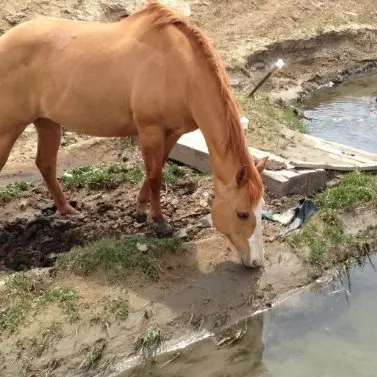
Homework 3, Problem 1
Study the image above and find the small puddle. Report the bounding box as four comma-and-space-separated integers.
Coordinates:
118, 256, 377, 376
299, 72, 377, 153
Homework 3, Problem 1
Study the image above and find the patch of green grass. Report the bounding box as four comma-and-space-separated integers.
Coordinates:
317, 170, 377, 209
290, 171, 377, 270
163, 163, 184, 186
283, 106, 307, 133
57, 235, 182, 282
90, 296, 129, 329
134, 328, 166, 360
39, 287, 80, 322
0, 273, 38, 333
235, 93, 296, 150
0, 181, 34, 203
61, 163, 144, 190
0, 272, 81, 333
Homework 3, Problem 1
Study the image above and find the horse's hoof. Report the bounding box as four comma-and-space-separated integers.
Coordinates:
135, 212, 148, 224
56, 205, 76, 216
154, 219, 173, 237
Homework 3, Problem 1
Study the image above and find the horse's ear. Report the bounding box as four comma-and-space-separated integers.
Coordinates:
256, 156, 269, 174
236, 166, 249, 187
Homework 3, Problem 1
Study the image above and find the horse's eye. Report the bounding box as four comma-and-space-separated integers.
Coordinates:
237, 212, 249, 220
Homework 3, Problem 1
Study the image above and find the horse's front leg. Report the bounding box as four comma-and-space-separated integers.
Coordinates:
135, 129, 183, 227
137, 124, 172, 236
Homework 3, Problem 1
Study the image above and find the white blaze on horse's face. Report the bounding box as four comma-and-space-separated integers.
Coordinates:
212, 196, 265, 268
211, 159, 267, 268
242, 198, 264, 267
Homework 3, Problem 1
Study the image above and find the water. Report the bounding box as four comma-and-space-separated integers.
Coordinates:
299, 72, 377, 153
121, 258, 377, 377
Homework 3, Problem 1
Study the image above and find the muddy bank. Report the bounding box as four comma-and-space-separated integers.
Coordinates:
230, 26, 377, 101
0, 167, 213, 272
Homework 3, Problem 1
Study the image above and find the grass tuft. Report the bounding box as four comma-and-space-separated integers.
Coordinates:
27, 322, 64, 359
290, 171, 377, 270
317, 170, 377, 209
283, 105, 307, 133
39, 287, 80, 322
163, 163, 185, 186
80, 339, 107, 372
0, 181, 34, 204
90, 296, 129, 329
56, 235, 182, 282
134, 328, 166, 360
0, 272, 80, 333
61, 163, 144, 190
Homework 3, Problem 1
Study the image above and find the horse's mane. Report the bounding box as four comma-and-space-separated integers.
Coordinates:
138, 1, 264, 203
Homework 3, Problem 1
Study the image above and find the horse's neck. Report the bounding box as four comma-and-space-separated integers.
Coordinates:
192, 92, 243, 185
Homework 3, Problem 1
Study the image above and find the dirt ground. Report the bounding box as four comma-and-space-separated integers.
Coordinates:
1, 0, 377, 376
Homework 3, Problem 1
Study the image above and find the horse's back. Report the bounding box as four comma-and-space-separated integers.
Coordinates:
0, 13, 197, 133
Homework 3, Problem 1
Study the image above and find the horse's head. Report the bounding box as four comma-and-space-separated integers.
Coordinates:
211, 157, 268, 268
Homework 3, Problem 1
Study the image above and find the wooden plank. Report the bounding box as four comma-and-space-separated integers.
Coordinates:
300, 134, 377, 166
302, 134, 377, 160
289, 160, 377, 171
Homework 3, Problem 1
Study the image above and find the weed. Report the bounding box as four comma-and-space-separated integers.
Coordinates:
163, 163, 184, 186
57, 235, 181, 282
0, 181, 34, 203
134, 328, 166, 360
28, 322, 64, 358
283, 106, 307, 133
90, 296, 129, 329
39, 288, 80, 322
61, 163, 144, 190
79, 339, 107, 372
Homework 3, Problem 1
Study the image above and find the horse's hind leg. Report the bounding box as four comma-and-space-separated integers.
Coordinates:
34, 118, 74, 215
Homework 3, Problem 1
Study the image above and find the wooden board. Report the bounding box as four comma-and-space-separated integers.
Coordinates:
289, 133, 377, 170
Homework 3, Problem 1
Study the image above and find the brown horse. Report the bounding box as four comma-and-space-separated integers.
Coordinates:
0, 1, 268, 267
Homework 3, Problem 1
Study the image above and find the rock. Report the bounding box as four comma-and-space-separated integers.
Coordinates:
198, 214, 213, 228
183, 181, 197, 194
253, 62, 266, 70
176, 228, 189, 239
171, 198, 179, 207
134, 222, 144, 229
333, 75, 343, 84
136, 243, 148, 252
46, 252, 57, 260
52, 219, 72, 231
199, 199, 208, 207
19, 199, 29, 210
36, 201, 55, 211
107, 210, 120, 220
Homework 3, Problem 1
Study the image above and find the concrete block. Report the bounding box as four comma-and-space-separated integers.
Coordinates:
169, 130, 327, 197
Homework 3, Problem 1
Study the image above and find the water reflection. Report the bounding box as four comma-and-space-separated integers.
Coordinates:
120, 257, 377, 377
124, 314, 266, 376
299, 72, 377, 153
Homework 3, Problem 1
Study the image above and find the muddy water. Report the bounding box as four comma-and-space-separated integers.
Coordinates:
120, 257, 377, 377
299, 72, 377, 153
